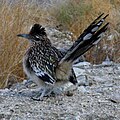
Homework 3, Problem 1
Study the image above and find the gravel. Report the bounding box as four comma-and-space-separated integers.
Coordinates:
0, 63, 120, 120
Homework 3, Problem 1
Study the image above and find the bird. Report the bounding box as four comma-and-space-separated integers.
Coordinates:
17, 13, 109, 100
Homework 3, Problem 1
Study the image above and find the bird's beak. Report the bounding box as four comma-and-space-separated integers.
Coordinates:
17, 34, 31, 39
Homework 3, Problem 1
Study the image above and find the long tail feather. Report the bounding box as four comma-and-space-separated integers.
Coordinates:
60, 14, 109, 63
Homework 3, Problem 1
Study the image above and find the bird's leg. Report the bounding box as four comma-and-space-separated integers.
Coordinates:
38, 88, 46, 100
44, 87, 54, 97
31, 87, 53, 101
24, 79, 36, 88
52, 87, 63, 95
31, 88, 44, 101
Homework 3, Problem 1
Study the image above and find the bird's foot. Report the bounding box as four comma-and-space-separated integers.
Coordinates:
31, 88, 53, 101
52, 87, 63, 95
31, 96, 44, 101
24, 79, 37, 88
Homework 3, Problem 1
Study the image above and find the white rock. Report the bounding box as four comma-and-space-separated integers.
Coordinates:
73, 62, 91, 68
77, 86, 87, 94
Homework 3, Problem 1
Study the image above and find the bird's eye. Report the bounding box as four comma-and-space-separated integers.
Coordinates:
35, 35, 39, 38
34, 35, 40, 41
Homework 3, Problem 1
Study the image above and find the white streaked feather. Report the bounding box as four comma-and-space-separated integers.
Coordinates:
93, 33, 104, 45
91, 26, 98, 32
97, 21, 103, 26
83, 33, 92, 40
32, 64, 55, 84
93, 38, 101, 45
33, 66, 45, 76
35, 35, 40, 38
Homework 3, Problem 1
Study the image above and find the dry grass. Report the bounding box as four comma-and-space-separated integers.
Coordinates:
0, 0, 119, 88
0, 0, 50, 88
51, 0, 120, 64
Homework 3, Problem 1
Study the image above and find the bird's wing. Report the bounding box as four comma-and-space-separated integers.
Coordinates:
30, 62, 55, 85
28, 45, 61, 85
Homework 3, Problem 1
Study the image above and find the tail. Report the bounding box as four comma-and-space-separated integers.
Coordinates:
60, 13, 109, 63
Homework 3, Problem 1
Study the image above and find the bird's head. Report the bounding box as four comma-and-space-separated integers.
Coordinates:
17, 24, 47, 42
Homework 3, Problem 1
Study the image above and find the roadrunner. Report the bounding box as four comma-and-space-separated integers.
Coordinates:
17, 13, 109, 100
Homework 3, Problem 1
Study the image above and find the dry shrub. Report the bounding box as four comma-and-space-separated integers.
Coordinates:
51, 0, 120, 64
0, 0, 119, 88
0, 0, 49, 88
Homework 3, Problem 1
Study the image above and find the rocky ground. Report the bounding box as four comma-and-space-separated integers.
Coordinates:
0, 62, 120, 120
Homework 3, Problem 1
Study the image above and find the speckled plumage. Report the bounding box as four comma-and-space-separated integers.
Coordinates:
18, 13, 109, 100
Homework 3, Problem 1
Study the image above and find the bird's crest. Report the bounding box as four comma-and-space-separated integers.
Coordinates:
29, 24, 47, 36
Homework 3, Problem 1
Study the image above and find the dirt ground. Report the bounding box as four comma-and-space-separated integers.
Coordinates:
0, 63, 120, 120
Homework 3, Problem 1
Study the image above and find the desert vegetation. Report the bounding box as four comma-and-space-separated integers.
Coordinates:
0, 0, 119, 88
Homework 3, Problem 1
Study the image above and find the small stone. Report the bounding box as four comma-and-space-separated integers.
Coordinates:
77, 86, 87, 94
65, 91, 74, 96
